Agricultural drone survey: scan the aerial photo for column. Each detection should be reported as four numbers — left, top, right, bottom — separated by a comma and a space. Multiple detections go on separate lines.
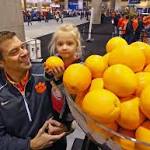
0, 0, 25, 40
64, 0, 68, 10
91, 0, 102, 24
78, 0, 83, 9
110, 0, 116, 9
37, 0, 43, 12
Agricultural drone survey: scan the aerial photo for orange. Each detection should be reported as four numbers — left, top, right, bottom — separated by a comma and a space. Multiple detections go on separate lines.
106, 36, 128, 52
89, 78, 104, 91
103, 53, 110, 66
82, 89, 120, 123
135, 121, 150, 150
144, 64, 150, 72
108, 45, 146, 72
88, 121, 118, 138
117, 97, 145, 130
120, 95, 135, 102
135, 72, 150, 96
131, 41, 150, 65
75, 90, 87, 107
85, 55, 107, 78
113, 128, 135, 150
45, 56, 64, 68
140, 85, 150, 119
63, 63, 92, 94
103, 64, 138, 97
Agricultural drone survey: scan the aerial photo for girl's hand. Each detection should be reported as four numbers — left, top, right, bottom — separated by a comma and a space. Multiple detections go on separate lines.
43, 62, 65, 79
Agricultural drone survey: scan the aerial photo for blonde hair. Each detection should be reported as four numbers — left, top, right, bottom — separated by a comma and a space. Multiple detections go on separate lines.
49, 23, 82, 56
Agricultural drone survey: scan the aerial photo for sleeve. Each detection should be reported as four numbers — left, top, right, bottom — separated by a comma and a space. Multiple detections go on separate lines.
0, 114, 30, 150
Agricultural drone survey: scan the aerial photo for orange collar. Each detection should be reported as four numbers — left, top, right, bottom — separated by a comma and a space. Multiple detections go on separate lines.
5, 71, 29, 93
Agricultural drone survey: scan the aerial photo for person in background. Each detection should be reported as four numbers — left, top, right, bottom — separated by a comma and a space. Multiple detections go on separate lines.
124, 16, 134, 44
113, 13, 121, 36
134, 16, 144, 41
0, 31, 69, 150
59, 11, 64, 24
55, 11, 60, 23
26, 11, 32, 26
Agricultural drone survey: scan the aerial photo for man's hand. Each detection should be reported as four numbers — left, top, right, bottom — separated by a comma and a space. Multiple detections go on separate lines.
48, 119, 68, 135
30, 119, 66, 150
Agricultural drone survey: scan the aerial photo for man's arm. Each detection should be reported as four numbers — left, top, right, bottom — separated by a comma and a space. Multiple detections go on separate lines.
0, 114, 30, 150
0, 116, 66, 150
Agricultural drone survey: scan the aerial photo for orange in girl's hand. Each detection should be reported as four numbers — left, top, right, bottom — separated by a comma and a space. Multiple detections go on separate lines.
45, 56, 64, 69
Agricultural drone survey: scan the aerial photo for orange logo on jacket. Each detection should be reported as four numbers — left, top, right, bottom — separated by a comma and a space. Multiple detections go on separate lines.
35, 82, 47, 94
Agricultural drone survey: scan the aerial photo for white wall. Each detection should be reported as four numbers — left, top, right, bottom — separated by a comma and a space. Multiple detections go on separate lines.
0, 0, 25, 40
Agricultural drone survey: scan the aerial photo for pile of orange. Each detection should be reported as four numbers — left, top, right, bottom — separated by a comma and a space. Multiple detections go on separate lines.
60, 37, 150, 150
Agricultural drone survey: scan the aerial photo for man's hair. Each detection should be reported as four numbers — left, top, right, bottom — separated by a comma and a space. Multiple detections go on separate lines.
0, 31, 16, 60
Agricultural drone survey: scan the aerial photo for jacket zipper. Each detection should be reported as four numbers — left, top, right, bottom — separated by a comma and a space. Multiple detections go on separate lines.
22, 94, 32, 122
11, 80, 32, 122
22, 78, 32, 122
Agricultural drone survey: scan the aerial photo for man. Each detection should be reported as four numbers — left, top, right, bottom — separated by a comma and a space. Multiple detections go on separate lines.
0, 31, 68, 150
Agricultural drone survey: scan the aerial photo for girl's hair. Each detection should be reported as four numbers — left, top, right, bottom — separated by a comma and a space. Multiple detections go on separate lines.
49, 23, 82, 56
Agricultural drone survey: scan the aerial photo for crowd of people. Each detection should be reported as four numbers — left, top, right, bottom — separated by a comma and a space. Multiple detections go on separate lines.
23, 8, 90, 26
112, 11, 150, 44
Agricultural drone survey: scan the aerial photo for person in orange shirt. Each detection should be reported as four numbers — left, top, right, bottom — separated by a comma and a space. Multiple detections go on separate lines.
132, 16, 138, 32
124, 16, 135, 44
134, 16, 144, 41
120, 15, 129, 38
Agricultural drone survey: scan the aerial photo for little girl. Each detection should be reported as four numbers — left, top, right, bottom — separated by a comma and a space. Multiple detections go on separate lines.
44, 23, 83, 149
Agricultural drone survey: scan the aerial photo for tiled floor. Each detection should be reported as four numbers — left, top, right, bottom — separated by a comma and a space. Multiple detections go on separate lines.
24, 16, 88, 39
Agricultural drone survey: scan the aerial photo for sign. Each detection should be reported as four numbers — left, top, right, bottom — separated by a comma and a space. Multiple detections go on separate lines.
128, 0, 140, 4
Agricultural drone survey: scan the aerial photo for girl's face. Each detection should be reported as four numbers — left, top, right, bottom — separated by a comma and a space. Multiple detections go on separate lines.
55, 32, 78, 59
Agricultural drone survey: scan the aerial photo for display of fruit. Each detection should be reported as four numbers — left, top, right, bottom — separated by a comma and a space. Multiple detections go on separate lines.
62, 37, 150, 149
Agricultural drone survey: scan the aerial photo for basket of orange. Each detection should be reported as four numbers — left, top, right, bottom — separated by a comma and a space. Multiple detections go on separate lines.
62, 37, 150, 150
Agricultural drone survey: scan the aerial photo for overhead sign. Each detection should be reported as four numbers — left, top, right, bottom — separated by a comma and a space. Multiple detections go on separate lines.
128, 0, 140, 4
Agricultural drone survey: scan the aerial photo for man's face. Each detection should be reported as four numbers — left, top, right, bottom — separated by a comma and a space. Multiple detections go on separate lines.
0, 36, 31, 73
